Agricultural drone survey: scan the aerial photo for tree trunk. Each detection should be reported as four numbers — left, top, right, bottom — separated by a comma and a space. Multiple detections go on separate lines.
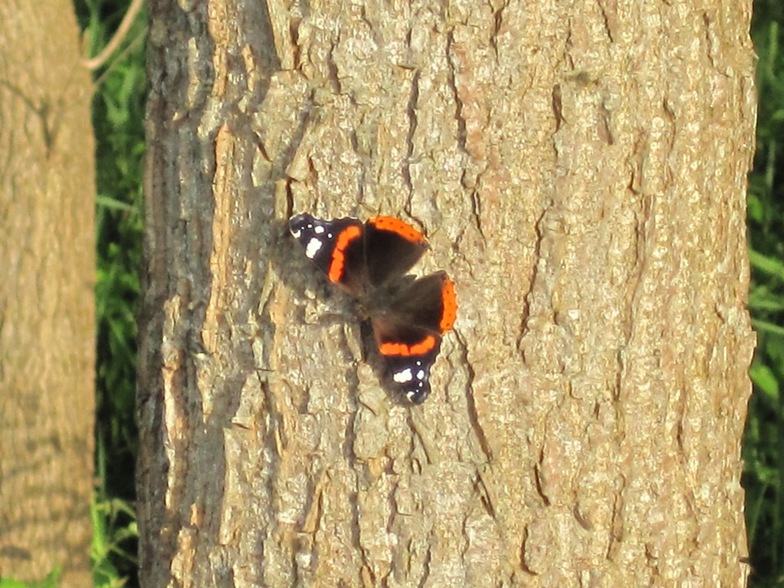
139, 0, 756, 585
0, 2, 96, 585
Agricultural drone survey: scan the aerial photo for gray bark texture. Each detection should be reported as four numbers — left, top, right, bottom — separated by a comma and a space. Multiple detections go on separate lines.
139, 0, 757, 586
0, 1, 96, 585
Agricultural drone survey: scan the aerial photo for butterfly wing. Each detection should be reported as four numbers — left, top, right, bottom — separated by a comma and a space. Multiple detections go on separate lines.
289, 213, 367, 297
377, 331, 442, 404
370, 272, 457, 403
291, 213, 458, 404
363, 216, 429, 288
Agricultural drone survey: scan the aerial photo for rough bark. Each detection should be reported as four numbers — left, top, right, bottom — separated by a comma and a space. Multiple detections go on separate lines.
0, 1, 96, 585
139, 0, 756, 586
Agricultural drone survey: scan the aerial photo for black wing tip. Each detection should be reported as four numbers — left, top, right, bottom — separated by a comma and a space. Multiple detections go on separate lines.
288, 213, 312, 233
404, 387, 431, 404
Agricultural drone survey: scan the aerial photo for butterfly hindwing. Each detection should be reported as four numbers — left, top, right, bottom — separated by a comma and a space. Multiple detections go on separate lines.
371, 271, 457, 334
364, 216, 429, 287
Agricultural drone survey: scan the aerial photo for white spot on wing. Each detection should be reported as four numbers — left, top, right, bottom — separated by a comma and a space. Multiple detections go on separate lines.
416, 369, 425, 381
393, 368, 413, 383
305, 238, 323, 259
314, 225, 325, 234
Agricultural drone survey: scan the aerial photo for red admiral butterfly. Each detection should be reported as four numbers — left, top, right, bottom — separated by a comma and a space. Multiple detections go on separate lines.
289, 213, 458, 404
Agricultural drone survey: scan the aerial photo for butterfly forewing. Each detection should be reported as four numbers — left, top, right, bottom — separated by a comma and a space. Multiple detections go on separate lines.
289, 214, 366, 296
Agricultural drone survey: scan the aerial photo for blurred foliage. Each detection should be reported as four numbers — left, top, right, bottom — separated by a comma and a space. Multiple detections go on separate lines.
746, 1, 784, 586
0, 570, 61, 588
75, 0, 146, 585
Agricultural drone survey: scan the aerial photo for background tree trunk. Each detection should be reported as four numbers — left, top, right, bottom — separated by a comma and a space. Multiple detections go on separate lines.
0, 1, 96, 585
139, 0, 756, 585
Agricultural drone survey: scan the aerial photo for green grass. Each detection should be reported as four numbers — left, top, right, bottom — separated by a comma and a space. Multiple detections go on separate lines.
0, 570, 61, 588
66, 0, 784, 586
76, 0, 146, 585
745, 1, 784, 586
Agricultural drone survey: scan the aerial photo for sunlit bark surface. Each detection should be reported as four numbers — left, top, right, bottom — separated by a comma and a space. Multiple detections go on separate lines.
139, 1, 756, 585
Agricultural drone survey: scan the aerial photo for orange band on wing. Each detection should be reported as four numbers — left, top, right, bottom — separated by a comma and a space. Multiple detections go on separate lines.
370, 216, 427, 244
440, 277, 457, 332
379, 335, 437, 357
328, 225, 362, 283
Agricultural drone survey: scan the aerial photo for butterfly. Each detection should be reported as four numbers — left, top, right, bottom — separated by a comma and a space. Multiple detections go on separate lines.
289, 214, 457, 403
